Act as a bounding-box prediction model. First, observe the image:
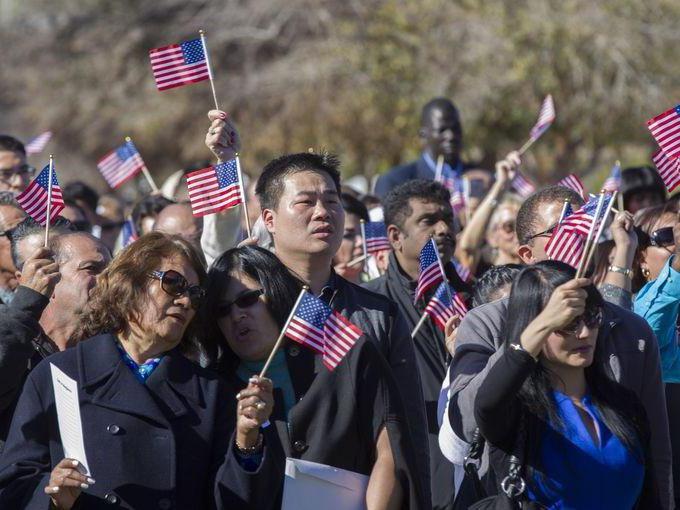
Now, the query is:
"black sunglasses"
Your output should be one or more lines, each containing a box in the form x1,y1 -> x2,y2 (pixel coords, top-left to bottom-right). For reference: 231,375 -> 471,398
217,289 -> 264,317
148,270 -> 205,309
650,227 -> 675,248
523,223 -> 558,244
555,308 -> 603,337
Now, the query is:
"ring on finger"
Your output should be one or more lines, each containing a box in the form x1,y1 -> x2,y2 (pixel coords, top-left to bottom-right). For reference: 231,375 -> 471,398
255,401 -> 266,410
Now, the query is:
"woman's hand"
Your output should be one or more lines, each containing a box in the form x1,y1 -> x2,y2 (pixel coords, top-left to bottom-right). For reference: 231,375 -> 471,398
444,314 -> 461,356
205,110 -> 241,162
44,458 -> 95,510
610,211 -> 638,267
236,376 -> 274,448
519,278 -> 590,358
494,150 -> 521,187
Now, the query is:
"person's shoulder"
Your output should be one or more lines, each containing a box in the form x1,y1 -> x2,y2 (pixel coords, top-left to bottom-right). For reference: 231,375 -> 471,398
339,276 -> 397,313
362,274 -> 387,294
464,297 -> 508,323
604,301 -> 654,335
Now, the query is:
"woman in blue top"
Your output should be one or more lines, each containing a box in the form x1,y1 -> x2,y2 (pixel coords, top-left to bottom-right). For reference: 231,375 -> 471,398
475,260 -> 659,509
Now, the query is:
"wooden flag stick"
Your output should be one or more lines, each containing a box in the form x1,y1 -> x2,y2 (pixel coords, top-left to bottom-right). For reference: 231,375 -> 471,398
44,154 -> 54,248
582,191 -> 618,277
462,175 -> 471,226
199,30 -> 220,111
260,286 -> 308,378
434,155 -> 444,182
575,192 -> 607,279
359,219 -> 368,273
517,137 -> 536,156
347,254 -> 368,268
411,311 -> 428,338
126,137 -> 159,192
557,198 -> 570,225
235,156 -> 251,238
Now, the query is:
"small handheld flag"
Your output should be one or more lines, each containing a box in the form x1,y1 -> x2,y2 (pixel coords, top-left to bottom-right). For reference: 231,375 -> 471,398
452,260 -> 471,283
149,37 -> 210,91
602,162 -> 622,193
284,291 -> 363,371
121,218 -> 139,248
24,132 -> 52,155
546,204 -> 585,269
557,174 -> 586,199
186,158 -> 243,217
415,238 -> 445,303
424,281 -> 468,331
98,139 -> 147,189
652,150 -> 680,193
16,161 -> 64,226
561,194 -> 612,237
363,221 -> 391,254
519,95 -> 556,155
647,105 -> 680,160
511,171 -> 536,198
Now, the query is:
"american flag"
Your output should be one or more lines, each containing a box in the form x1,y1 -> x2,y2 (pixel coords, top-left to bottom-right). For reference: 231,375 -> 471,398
415,238 -> 444,303
121,218 -> 139,247
449,176 -> 466,215
602,162 -> 622,193
512,171 -> 536,198
16,164 -> 64,225
424,281 -> 468,331
452,260 -> 471,283
186,158 -> 243,217
546,204 -> 585,269
363,221 -> 391,254
557,174 -> 586,199
647,105 -> 680,160
652,149 -> 680,192
561,194 -> 611,236
284,291 -> 363,371
149,38 -> 210,91
24,131 -> 52,155
97,140 -> 147,189
529,94 -> 556,141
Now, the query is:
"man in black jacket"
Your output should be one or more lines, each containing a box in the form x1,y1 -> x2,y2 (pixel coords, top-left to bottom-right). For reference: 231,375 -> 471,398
374,97 -> 465,199
364,179 -> 471,509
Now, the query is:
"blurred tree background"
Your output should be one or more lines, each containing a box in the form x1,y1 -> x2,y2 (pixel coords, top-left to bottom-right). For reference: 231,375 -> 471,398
1,0 -> 679,194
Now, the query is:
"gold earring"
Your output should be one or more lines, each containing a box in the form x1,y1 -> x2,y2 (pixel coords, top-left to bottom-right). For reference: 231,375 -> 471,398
642,267 -> 651,280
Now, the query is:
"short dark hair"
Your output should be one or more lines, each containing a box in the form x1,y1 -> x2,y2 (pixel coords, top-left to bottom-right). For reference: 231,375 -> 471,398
383,179 -> 451,229
9,216 -> 73,270
420,98 -> 459,128
130,194 -> 175,233
0,191 -> 20,208
621,166 -> 666,210
202,246 -> 304,368
516,185 -> 584,245
0,135 -> 26,156
341,193 -> 369,222
255,152 -> 342,211
62,181 -> 99,212
472,263 -> 523,308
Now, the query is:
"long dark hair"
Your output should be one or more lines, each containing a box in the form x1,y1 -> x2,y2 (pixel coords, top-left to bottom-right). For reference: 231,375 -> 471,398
201,246 -> 303,370
506,260 -> 643,459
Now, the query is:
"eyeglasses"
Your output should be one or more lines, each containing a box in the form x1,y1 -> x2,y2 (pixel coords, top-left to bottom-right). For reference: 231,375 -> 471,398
523,223 -> 557,244
217,288 -> 264,317
0,164 -> 35,183
148,269 -> 205,309
555,308 -> 603,337
649,227 -> 674,248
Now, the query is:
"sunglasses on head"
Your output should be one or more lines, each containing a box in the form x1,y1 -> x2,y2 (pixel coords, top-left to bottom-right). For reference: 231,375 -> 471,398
148,270 -> 205,309
217,289 -> 264,317
555,307 -> 603,337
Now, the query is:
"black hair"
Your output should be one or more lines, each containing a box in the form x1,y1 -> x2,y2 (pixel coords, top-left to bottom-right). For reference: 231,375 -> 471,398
9,216 -> 74,270
0,191 -> 20,208
341,193 -> 369,222
130,194 -> 175,234
516,185 -> 584,245
0,135 -> 26,156
201,246 -> 304,369
621,166 -> 666,211
506,261 -> 643,462
472,263 -> 523,308
62,181 -> 99,212
383,179 -> 451,229
420,97 -> 459,128
255,152 -> 342,211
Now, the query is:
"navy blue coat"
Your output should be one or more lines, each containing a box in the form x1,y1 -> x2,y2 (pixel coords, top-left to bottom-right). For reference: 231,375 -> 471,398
374,157 -> 434,199
0,334 -> 248,510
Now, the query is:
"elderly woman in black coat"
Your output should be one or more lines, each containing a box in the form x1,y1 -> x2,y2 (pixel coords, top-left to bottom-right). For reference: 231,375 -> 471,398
0,232 -> 254,509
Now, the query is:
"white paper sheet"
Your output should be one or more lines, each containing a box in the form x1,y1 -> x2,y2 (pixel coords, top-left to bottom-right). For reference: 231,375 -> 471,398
282,458 -> 369,510
50,363 -> 91,475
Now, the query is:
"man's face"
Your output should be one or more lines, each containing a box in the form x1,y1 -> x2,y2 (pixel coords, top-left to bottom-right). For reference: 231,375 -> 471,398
263,170 -> 344,260
0,205 -> 25,290
0,150 -> 30,194
153,204 -> 203,251
518,201 -> 570,264
395,198 -> 457,265
50,235 -> 111,316
421,107 -> 462,164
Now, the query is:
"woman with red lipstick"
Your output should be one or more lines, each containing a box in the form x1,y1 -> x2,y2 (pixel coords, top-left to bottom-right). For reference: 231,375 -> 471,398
473,260 -> 659,509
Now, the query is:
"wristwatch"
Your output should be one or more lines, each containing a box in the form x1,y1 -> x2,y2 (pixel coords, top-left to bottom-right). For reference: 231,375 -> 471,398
608,265 -> 633,279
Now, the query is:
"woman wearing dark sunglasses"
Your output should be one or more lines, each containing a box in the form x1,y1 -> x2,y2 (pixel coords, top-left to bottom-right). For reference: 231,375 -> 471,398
0,232 -> 249,509
473,261 -> 658,509
634,202 -> 680,507
202,246 -> 426,509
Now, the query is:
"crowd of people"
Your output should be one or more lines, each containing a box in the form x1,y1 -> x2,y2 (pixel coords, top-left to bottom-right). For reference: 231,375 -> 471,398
0,95 -> 678,509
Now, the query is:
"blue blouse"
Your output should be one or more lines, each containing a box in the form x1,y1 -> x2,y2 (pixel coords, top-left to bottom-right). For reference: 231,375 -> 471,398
529,391 -> 643,509
116,343 -> 163,383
